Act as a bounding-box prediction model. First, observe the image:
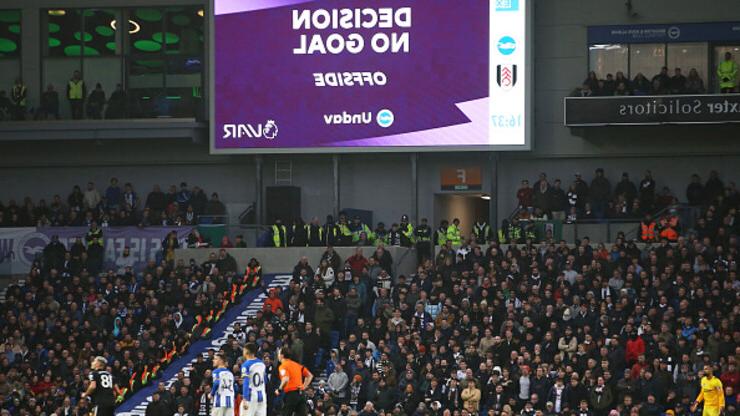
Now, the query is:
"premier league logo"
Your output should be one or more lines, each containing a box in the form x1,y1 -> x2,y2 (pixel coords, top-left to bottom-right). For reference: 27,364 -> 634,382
263,120 -> 279,140
496,64 -> 518,91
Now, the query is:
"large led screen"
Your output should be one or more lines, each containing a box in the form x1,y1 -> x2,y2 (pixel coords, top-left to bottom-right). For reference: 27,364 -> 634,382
210,0 -> 531,153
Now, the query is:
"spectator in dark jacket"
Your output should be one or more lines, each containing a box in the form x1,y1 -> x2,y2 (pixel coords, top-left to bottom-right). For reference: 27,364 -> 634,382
533,174 -> 551,214
615,71 -> 631,92
583,71 -> 600,92
548,179 -> 568,220
602,73 -> 616,96
145,185 -> 166,214
615,172 -> 637,204
574,173 -> 590,210
686,174 -> 705,206
145,392 -> 169,416
35,84 -> 60,120
685,68 -> 705,94
105,83 -> 127,119
704,170 -> 724,203
86,83 -> 106,119
589,168 -> 612,218
639,171 -> 656,211
632,73 -> 651,95
670,68 -> 687,94
651,67 -> 671,94
205,193 -> 227,220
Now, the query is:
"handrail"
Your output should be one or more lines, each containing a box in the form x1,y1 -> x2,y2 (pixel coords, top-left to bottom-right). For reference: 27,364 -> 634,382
506,206 -> 525,222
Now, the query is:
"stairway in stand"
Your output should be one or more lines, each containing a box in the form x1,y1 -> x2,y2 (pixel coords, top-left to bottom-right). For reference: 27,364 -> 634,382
117,274 -> 293,416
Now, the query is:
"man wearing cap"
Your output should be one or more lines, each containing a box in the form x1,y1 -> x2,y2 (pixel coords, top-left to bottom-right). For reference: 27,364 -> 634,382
398,215 -> 415,247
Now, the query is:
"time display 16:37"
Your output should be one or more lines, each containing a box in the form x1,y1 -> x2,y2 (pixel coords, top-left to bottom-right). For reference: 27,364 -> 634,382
491,114 -> 522,128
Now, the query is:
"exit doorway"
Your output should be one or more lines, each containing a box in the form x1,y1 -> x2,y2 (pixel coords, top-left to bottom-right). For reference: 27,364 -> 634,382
433,194 -> 490,239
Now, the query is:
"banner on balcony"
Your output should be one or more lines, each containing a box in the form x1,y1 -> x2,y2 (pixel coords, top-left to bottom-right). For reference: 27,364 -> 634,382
588,22 -> 740,44
564,94 -> 740,126
0,226 -> 193,275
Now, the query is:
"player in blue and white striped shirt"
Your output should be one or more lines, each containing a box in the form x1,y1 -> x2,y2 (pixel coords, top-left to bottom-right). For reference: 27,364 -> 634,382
210,352 -> 235,416
240,343 -> 267,416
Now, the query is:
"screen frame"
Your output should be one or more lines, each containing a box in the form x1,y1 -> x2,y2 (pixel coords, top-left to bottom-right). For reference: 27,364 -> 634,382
208,0 -> 534,154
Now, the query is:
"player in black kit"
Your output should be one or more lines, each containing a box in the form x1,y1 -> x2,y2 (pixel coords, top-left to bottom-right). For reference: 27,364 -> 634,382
82,356 -> 115,416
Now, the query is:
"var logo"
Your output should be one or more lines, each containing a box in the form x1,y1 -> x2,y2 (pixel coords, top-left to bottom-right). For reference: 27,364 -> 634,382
223,120 -> 278,140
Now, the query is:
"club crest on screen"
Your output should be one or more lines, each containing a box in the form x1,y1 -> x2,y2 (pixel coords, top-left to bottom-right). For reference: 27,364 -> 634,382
496,64 -> 518,91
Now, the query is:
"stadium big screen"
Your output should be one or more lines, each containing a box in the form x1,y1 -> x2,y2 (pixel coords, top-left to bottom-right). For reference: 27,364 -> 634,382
210,0 -> 532,153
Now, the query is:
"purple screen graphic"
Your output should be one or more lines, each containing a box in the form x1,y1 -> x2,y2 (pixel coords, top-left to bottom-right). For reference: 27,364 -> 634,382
213,0 -> 496,151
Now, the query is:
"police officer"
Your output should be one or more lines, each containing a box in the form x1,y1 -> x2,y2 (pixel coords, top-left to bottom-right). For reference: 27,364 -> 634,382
436,220 -> 449,248
497,220 -> 509,244
335,214 -> 353,246
399,215 -> 415,247
374,222 -> 388,245
414,218 -> 432,264
446,218 -> 462,247
472,219 -> 491,245
306,217 -> 325,247
67,70 -> 86,120
271,218 -> 287,247
507,218 -> 523,244
10,77 -> 26,121
718,52 -> 738,93
348,215 -> 372,245
323,215 -> 338,246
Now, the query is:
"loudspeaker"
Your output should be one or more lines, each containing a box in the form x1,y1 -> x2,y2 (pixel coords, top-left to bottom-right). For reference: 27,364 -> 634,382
265,186 -> 301,223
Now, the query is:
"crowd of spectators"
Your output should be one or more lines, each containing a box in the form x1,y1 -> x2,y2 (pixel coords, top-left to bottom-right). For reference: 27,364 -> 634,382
513,169 -> 737,225
573,52 -> 739,97
0,168 -> 737,416
0,178 -> 227,228
196,213 -> 739,416
261,169 -> 737,252
573,67 -> 708,97
0,71 -> 132,122
0,231 -> 257,415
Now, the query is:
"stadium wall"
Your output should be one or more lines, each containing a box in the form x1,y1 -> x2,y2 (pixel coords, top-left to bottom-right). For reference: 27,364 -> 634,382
0,0 -> 739,229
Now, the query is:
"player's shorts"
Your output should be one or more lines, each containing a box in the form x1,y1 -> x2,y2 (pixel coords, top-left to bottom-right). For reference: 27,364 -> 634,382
243,400 -> 268,416
92,404 -> 114,416
212,406 -> 235,416
702,406 -> 721,416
